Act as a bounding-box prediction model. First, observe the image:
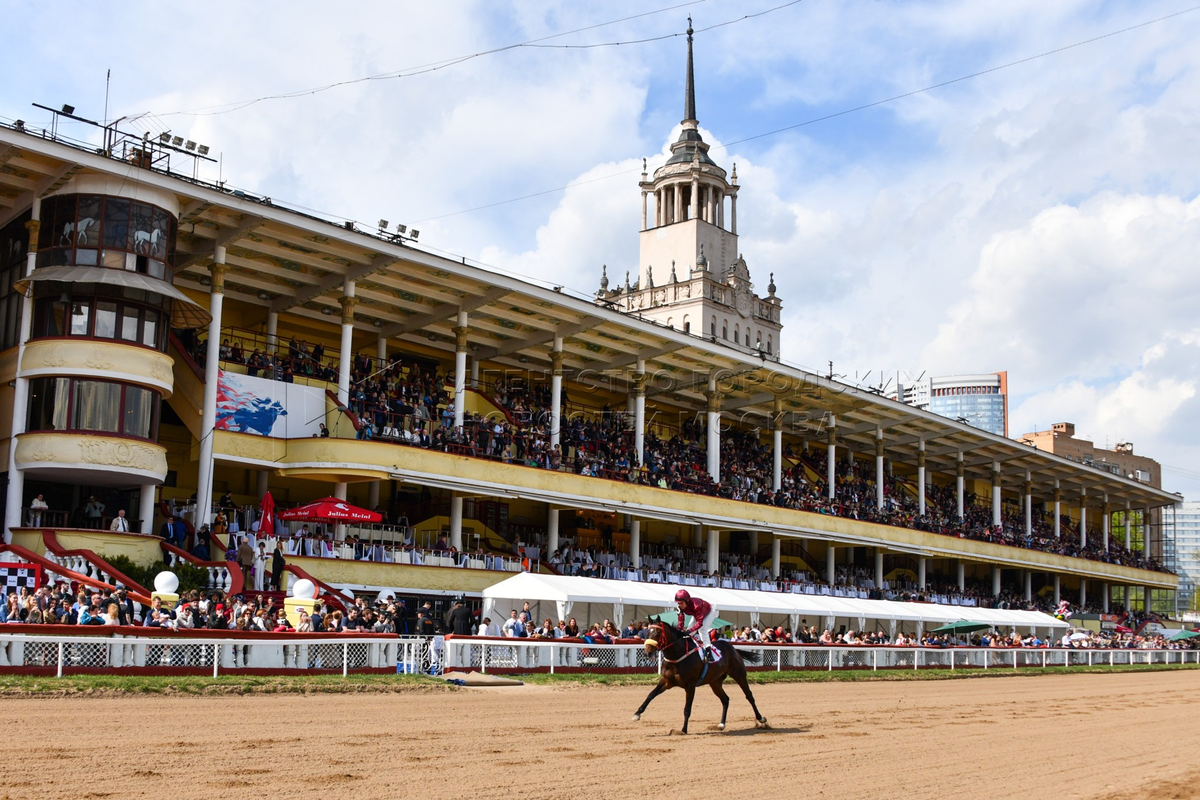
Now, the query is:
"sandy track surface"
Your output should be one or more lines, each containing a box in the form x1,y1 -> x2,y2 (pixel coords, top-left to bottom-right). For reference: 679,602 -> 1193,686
3,671 -> 1198,800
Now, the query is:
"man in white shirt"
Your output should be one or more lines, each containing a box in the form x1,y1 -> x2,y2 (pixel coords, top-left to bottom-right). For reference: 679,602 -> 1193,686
29,494 -> 48,526
109,509 -> 130,533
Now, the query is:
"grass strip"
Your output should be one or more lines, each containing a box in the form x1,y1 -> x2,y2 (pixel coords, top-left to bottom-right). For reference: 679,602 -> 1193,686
517,662 -> 1200,687
0,663 -> 1193,696
0,673 -> 450,697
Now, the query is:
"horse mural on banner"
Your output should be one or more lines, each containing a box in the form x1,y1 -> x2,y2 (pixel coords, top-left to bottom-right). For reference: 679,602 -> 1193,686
633,622 -> 769,735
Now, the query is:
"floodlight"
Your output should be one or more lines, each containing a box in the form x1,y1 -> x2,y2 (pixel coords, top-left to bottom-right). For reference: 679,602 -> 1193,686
159,133 -> 171,143
378,219 -> 389,229
396,224 -> 406,234
321,306 -> 334,315
410,230 -> 420,240
197,144 -> 209,155
171,136 -> 183,146
185,140 -> 196,151
61,104 -> 75,115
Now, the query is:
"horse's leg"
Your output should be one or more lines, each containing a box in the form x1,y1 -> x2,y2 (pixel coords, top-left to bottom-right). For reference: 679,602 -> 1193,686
633,678 -> 669,721
731,660 -> 768,727
711,679 -> 731,730
681,684 -> 696,735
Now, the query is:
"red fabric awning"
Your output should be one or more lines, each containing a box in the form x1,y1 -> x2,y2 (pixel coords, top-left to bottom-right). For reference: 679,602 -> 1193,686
277,497 -> 382,523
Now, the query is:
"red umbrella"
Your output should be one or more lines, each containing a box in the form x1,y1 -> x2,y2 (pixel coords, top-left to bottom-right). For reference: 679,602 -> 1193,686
277,497 -> 382,523
259,491 -> 275,535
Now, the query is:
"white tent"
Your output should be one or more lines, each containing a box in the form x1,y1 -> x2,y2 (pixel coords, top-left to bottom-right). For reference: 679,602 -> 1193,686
481,573 -> 1069,636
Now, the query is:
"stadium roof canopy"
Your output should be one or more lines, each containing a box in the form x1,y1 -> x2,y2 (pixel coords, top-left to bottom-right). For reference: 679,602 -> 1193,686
0,123 -> 1179,509
480,572 -> 1068,632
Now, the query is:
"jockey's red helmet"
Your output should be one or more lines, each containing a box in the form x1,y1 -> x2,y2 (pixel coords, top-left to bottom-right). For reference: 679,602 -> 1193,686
674,589 -> 691,602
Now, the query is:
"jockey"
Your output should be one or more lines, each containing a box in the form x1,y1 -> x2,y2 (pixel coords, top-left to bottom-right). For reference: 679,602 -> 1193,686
675,589 -> 718,662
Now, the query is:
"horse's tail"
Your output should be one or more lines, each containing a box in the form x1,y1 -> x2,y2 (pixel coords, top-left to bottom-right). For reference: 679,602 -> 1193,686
735,647 -> 761,664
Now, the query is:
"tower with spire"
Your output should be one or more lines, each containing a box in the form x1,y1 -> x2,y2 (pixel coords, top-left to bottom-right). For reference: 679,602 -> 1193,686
596,18 -> 782,360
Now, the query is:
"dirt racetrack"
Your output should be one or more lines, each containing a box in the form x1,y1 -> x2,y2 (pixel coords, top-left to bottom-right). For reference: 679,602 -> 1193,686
3,670 -> 1198,800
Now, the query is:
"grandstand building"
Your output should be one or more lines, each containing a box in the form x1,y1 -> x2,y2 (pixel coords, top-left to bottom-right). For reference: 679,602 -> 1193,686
0,29 -> 1180,625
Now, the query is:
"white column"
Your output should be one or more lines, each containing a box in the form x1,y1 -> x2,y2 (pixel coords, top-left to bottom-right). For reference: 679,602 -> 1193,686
706,378 -> 721,481
139,484 -> 157,535
470,358 -> 479,389
992,566 -> 1001,597
1054,482 -> 1062,539
956,561 -> 965,592
449,492 -> 463,551
3,202 -> 40,541
367,480 -> 380,510
1080,579 -> 1088,608
337,280 -> 355,407
549,336 -> 563,449
453,311 -> 468,430
826,546 -> 836,585
772,397 -> 783,492
730,192 -> 737,235
991,461 -> 1002,526
1024,473 -> 1033,539
706,528 -> 718,574
917,441 -> 926,516
690,174 -> 699,220
1053,575 -> 1061,606
827,420 -> 837,501
333,481 -> 347,540
749,531 -> 759,554
770,536 -> 781,580
630,519 -> 641,569
1102,495 -> 1110,551
546,508 -> 559,555
634,358 -> 646,466
640,189 -> 648,230
1143,507 -> 1151,556
956,452 -> 965,520
918,557 -> 927,591
195,246 -> 228,530
875,428 -> 885,510
1102,582 -> 1110,613
367,331 -> 387,507
1079,488 -> 1088,549
265,309 -> 279,356
874,550 -> 884,589
256,469 -> 269,499
693,523 -> 703,549
1024,571 -> 1032,602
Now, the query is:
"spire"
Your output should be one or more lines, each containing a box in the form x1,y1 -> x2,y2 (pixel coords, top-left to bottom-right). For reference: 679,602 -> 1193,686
684,17 -> 696,124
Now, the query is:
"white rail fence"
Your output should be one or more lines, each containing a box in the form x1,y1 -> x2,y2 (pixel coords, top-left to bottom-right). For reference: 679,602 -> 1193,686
0,633 -> 398,677
441,638 -> 1200,674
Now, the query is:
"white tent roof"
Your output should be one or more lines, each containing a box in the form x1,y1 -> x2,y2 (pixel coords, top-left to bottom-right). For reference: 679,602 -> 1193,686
482,573 -> 1068,630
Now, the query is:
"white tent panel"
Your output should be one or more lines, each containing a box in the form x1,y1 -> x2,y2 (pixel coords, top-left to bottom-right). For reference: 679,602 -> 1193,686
481,574 -> 1070,632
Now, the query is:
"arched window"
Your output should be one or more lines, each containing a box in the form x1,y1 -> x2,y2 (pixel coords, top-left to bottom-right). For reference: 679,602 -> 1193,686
682,314 -> 690,334
710,316 -> 717,338
666,317 -> 673,329
734,324 -> 740,343
722,321 -> 728,340
767,335 -> 773,354
745,330 -> 750,346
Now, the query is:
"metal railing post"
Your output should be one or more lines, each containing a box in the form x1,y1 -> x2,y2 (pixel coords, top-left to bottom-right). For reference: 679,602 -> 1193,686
481,643 -> 487,674
212,644 -> 219,678
57,641 -> 64,678
343,642 -> 349,677
983,650 -> 989,670
777,648 -> 782,672
872,649 -> 877,672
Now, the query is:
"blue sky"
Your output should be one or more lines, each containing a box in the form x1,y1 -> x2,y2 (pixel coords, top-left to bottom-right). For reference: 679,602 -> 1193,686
3,0 -> 1200,498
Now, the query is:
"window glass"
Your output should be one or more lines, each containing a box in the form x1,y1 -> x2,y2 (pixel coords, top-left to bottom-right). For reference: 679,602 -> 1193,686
73,381 -> 121,433
101,249 -> 124,269
27,377 -> 70,432
131,203 -> 154,257
54,195 -> 77,247
142,309 -> 159,348
76,195 -> 102,247
120,306 -> 140,342
75,247 -> 98,266
123,385 -> 154,438
150,208 -> 170,261
102,198 -> 130,250
69,300 -> 91,335
94,301 -> 118,339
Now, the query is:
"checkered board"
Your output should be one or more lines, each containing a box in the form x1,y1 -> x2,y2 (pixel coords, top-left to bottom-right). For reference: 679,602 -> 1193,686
0,563 -> 41,593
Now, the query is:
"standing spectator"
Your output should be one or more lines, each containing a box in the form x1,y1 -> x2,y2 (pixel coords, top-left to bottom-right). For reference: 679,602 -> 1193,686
28,494 -> 48,527
85,496 -> 105,529
502,609 -> 527,638
253,542 -> 267,592
448,599 -> 473,636
237,537 -> 255,588
270,545 -> 285,591
109,509 -> 130,533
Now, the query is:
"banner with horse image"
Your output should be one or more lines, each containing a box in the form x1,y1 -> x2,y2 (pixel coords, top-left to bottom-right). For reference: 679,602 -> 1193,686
215,370 -> 326,438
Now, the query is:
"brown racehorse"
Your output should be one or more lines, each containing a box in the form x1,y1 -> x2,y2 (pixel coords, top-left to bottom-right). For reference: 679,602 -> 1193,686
633,622 -> 769,734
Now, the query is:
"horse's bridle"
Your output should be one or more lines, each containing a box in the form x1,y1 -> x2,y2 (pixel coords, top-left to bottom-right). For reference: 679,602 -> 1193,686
646,622 -> 702,664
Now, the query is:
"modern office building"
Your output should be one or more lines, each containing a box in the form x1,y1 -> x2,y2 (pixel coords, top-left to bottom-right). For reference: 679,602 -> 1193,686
0,29 -> 1178,621
892,372 -> 1008,437
1170,500 -> 1199,612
